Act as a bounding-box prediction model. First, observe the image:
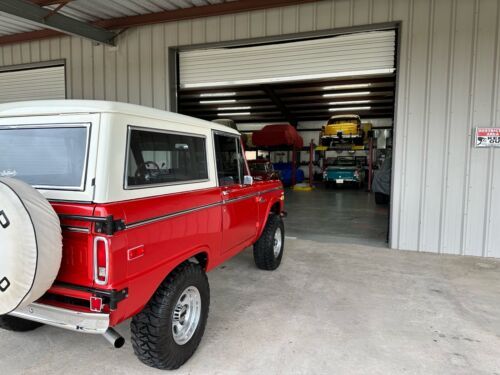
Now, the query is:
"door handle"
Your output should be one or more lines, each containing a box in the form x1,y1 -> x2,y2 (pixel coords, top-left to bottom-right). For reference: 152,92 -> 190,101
222,190 -> 229,196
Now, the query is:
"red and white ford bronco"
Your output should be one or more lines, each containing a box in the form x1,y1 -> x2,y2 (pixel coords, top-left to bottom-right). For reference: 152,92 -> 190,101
0,100 -> 285,370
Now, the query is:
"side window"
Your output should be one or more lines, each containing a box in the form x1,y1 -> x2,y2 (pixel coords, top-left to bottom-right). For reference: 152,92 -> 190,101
214,134 -> 245,187
126,128 -> 208,188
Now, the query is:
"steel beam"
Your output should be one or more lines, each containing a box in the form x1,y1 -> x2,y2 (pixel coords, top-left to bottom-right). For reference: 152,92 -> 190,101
0,0 -> 116,45
262,85 -> 298,127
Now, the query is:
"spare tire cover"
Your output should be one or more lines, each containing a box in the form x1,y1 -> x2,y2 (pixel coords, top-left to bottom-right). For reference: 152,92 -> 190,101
0,178 -> 62,315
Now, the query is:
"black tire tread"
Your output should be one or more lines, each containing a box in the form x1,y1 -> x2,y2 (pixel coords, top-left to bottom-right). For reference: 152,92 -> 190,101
253,214 -> 284,271
131,262 -> 209,370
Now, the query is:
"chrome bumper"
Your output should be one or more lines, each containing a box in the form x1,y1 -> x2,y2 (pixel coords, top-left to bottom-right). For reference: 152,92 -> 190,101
9,303 -> 109,334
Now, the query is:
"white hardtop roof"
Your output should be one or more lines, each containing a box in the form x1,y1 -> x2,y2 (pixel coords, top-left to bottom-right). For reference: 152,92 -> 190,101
329,114 -> 361,120
0,100 -> 240,135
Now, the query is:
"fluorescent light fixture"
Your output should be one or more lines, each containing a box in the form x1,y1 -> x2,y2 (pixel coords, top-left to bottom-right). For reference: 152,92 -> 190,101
323,91 -> 371,98
323,83 -> 371,90
182,68 -> 395,88
200,99 -> 236,104
200,92 -> 236,97
329,106 -> 371,112
329,100 -> 372,105
217,112 -> 250,116
218,106 -> 251,110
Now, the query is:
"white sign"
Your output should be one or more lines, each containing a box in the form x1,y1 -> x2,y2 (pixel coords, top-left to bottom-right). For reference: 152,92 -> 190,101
474,128 -> 500,148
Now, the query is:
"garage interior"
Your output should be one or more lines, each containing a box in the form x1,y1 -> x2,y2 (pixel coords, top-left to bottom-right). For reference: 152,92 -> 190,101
177,29 -> 396,246
1,0 -> 500,374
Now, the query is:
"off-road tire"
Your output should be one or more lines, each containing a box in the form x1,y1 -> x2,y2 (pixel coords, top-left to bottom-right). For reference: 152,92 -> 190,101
253,214 -> 285,271
0,315 -> 43,332
131,262 -> 210,370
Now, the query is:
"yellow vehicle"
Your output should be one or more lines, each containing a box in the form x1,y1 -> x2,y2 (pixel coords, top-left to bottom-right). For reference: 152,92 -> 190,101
321,114 -> 363,145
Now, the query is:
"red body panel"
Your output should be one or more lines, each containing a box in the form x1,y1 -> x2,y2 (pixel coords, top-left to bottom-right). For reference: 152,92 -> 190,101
51,202 -> 96,287
46,180 -> 284,327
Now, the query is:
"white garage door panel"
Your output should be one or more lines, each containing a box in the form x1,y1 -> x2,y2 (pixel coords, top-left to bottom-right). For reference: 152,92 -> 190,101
0,66 -> 65,104
180,30 -> 395,88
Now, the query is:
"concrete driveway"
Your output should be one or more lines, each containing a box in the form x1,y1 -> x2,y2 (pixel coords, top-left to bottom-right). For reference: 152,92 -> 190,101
1,238 -> 500,374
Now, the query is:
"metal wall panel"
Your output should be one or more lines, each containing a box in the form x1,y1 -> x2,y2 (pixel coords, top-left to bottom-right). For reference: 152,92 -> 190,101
0,0 -> 498,257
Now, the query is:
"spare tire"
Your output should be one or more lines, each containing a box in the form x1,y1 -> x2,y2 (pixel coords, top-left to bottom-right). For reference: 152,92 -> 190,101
0,178 -> 62,315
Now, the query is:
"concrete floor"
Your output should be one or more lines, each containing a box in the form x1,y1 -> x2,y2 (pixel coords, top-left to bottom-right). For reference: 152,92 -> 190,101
2,189 -> 500,374
285,186 -> 389,245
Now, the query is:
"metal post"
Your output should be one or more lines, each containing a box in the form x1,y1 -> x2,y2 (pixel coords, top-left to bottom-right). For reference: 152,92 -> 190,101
367,134 -> 374,192
309,140 -> 314,187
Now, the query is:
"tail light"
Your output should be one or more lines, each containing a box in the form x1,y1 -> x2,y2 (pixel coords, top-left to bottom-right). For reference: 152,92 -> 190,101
93,237 -> 109,285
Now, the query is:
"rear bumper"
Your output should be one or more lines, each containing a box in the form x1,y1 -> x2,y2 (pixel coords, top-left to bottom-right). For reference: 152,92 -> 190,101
9,303 -> 109,334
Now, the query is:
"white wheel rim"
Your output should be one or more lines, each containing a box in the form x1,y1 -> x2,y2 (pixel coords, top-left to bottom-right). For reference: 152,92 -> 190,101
273,228 -> 282,258
172,286 -> 201,345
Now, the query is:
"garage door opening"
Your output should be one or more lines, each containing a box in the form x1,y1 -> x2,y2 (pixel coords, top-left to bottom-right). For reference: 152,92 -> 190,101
176,26 -> 398,247
0,61 -> 66,104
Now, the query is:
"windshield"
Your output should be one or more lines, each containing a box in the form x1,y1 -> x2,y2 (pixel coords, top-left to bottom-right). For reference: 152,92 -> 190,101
333,158 -> 357,166
250,162 -> 269,172
0,125 -> 89,190
328,118 -> 360,126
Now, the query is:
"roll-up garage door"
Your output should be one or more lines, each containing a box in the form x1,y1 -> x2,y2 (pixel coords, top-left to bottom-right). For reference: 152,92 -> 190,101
0,65 -> 66,104
179,30 -> 395,88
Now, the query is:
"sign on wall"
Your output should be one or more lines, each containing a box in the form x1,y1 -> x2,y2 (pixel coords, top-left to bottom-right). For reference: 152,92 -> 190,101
474,128 -> 500,148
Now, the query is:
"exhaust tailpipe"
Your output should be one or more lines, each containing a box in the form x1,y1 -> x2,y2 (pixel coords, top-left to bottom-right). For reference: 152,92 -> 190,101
103,328 -> 125,349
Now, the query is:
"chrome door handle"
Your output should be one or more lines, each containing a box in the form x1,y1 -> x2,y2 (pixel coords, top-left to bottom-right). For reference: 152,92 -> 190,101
222,190 -> 229,196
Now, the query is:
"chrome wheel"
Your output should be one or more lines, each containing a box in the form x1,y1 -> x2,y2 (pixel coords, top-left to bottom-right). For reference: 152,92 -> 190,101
273,227 -> 282,258
172,286 -> 201,345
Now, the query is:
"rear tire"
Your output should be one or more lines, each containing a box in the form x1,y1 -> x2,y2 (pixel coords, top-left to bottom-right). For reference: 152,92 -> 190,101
131,262 -> 210,370
0,315 -> 43,332
253,214 -> 285,271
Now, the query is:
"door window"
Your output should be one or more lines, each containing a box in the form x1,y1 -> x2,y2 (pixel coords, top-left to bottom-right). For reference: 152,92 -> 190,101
214,134 -> 245,187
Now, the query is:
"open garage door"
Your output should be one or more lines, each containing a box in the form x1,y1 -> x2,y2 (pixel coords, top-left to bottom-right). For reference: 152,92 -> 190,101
0,64 -> 65,104
177,27 -> 397,248
179,30 -> 395,88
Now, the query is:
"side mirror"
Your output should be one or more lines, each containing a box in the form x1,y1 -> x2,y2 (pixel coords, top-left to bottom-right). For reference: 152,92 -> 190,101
243,175 -> 254,185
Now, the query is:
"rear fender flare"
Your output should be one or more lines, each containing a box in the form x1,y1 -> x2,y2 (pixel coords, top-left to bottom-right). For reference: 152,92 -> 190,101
117,246 -> 210,325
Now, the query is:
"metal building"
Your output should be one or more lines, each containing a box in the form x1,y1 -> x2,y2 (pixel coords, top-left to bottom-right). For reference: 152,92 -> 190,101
0,0 -> 499,257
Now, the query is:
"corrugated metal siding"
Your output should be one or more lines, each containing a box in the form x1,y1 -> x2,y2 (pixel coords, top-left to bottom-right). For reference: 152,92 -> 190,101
0,0 -> 498,257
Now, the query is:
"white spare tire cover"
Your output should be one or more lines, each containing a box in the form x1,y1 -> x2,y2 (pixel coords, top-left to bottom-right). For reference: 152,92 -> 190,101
0,178 -> 62,315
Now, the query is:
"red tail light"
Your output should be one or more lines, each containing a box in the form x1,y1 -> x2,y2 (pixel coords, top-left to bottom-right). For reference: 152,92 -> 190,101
93,237 -> 109,285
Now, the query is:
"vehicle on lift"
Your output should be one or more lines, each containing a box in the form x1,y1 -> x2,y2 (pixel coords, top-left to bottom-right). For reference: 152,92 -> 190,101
0,101 -> 286,370
323,157 -> 364,188
372,156 -> 392,204
248,159 -> 280,181
320,114 -> 364,146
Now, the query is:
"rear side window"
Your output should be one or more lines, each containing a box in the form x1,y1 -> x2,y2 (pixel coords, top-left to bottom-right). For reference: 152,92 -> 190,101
0,125 -> 89,190
126,127 -> 208,188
